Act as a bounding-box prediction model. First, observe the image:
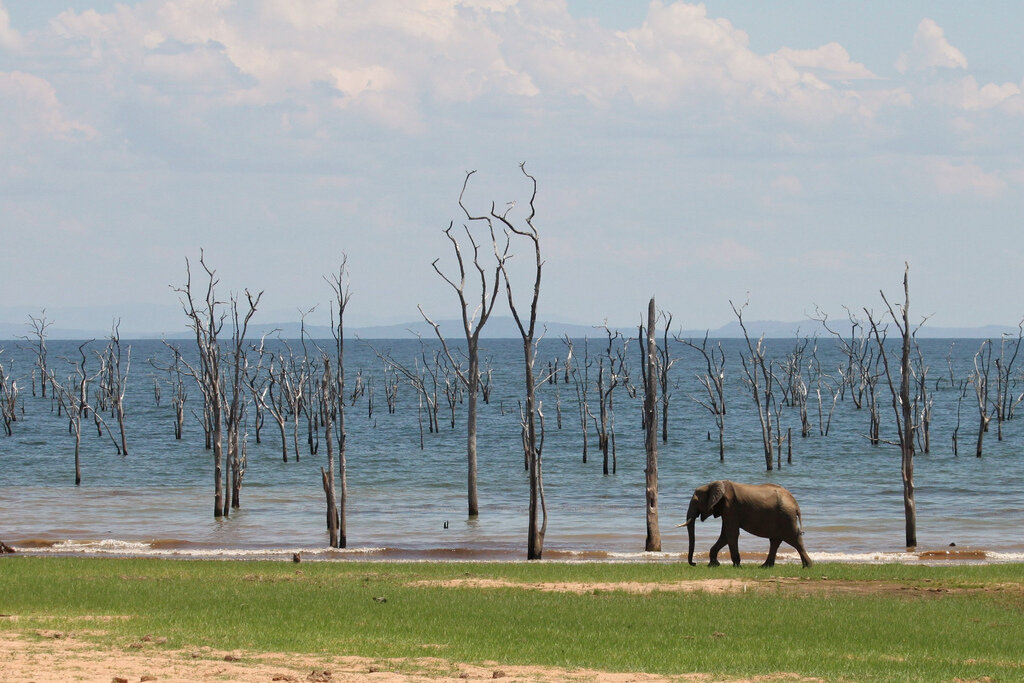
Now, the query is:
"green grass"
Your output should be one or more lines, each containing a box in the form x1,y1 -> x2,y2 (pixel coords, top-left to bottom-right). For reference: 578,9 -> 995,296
1,558 -> 1022,681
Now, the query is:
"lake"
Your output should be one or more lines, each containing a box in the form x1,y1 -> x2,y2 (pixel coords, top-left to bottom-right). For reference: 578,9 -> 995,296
1,336 -> 1022,564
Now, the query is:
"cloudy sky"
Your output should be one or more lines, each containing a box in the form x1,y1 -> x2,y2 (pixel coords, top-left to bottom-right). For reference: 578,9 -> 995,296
2,1 -> 1023,333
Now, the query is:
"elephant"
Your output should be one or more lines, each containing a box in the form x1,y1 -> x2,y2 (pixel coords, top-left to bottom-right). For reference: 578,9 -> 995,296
678,480 -> 812,568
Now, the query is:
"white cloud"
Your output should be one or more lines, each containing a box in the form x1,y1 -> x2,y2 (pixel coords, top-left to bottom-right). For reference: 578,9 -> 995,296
772,43 -> 876,81
896,19 -> 968,73
929,158 -> 1006,198
0,71 -> 96,143
30,0 -> 907,136
945,76 -> 1023,112
0,2 -> 21,50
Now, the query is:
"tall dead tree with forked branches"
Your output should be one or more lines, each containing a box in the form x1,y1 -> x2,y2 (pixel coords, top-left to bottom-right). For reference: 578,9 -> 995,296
462,162 -> 547,559
173,252 -> 261,518
865,263 -> 919,548
419,180 -> 508,518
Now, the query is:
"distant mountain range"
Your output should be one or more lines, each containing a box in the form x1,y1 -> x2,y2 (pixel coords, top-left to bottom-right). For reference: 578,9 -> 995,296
1,314 -> 1020,341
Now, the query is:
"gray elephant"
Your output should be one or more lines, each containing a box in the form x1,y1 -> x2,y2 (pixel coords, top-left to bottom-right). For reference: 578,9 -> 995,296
678,480 -> 812,568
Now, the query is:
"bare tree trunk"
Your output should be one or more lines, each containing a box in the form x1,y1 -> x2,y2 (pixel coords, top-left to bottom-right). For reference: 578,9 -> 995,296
321,359 -> 340,548
643,298 -> 660,552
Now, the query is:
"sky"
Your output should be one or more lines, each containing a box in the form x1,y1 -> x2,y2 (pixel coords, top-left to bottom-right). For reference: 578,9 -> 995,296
2,1 -> 1023,333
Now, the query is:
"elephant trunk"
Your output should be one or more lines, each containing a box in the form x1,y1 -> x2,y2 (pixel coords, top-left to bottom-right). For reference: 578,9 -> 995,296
685,498 -> 698,566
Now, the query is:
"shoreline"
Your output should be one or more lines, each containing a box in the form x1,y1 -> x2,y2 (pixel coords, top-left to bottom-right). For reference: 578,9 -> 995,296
5,537 -> 1017,565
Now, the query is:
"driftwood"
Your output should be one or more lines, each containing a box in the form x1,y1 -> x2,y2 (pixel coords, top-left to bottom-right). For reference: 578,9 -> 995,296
0,540 -> 15,553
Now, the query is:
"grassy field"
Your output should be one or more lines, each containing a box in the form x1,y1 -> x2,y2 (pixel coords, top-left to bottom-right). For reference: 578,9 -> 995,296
1,557 -> 1022,681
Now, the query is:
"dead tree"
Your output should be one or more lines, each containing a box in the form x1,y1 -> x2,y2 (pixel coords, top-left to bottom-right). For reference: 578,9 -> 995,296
174,255 -> 226,515
48,342 -> 96,485
100,320 -> 130,456
419,198 -> 507,518
564,336 -> 594,462
816,307 -> 871,408
247,336 -> 293,461
0,350 -> 19,436
173,251 -> 261,518
470,162 -> 547,560
681,332 -> 727,461
971,340 -> 993,457
994,319 -> 1023,437
281,344 -> 309,461
809,342 -> 841,437
731,299 -> 776,470
20,311 -> 52,399
383,365 -> 399,413
592,325 -> 628,475
371,345 -> 437,449
865,263 -> 919,548
298,317 -> 321,457
224,295 -> 259,510
641,298 -> 661,552
782,336 -> 812,438
155,344 -> 189,440
323,257 -> 352,547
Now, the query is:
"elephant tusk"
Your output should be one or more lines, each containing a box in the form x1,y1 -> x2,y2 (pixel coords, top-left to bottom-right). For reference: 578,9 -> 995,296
675,517 -> 696,528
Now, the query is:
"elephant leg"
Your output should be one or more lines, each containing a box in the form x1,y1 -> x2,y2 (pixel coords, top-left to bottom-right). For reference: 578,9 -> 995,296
727,535 -> 741,567
761,538 -> 781,568
790,536 -> 813,568
708,530 -> 729,567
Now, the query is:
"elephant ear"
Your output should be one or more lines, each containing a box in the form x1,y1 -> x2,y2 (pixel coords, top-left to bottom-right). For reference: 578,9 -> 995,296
706,480 -> 726,518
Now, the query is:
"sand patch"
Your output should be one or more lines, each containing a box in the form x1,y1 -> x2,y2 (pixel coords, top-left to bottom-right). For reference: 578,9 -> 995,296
0,631 -> 823,682
407,578 -> 752,594
406,576 -> 1024,599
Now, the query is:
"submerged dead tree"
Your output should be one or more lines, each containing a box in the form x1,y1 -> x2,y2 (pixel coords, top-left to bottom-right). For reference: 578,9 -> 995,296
641,298 -> 661,552
971,340 -> 992,457
731,299 -> 776,470
593,326 -> 627,475
564,336 -> 594,462
682,332 -> 727,460
994,320 -> 1023,436
465,163 -> 547,559
101,320 -> 130,456
48,342 -> 96,485
20,312 -> 52,399
865,263 -> 919,548
173,251 -> 261,518
225,295 -> 259,510
0,350 -> 18,436
419,197 -> 507,517
322,257 -> 352,548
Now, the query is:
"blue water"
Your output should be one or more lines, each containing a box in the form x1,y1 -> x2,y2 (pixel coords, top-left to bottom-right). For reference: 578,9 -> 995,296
1,337 -> 1022,563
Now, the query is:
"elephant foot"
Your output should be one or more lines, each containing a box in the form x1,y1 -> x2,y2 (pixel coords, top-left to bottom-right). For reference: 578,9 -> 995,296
708,559 -> 720,568
732,561 -> 741,567
759,560 -> 774,568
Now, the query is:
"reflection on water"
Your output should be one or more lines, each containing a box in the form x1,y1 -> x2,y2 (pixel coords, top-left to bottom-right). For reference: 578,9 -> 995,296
2,338 -> 1024,562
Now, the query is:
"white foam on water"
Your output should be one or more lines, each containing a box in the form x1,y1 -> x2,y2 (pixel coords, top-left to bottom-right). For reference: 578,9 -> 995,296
18,540 -> 391,560
13,540 -> 1024,564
